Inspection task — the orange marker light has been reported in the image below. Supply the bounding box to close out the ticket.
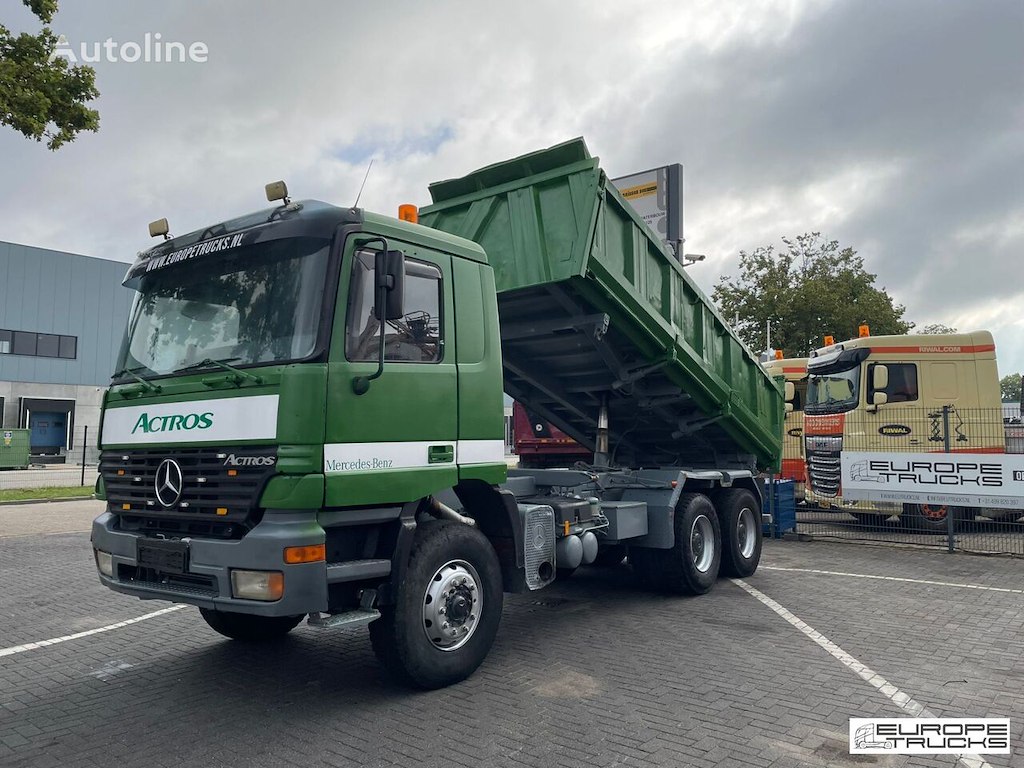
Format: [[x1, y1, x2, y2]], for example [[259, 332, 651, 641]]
[[774, 349, 784, 360], [859, 324, 870, 337], [284, 544, 326, 564], [216, 507, 229, 516], [121, 503, 131, 510], [117, 469, 125, 476], [227, 469, 238, 477], [563, 520, 571, 536], [824, 335, 835, 346], [398, 204, 418, 224]]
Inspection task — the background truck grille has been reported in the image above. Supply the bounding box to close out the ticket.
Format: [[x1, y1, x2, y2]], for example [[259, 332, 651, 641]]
[[100, 447, 277, 526], [806, 450, 841, 497]]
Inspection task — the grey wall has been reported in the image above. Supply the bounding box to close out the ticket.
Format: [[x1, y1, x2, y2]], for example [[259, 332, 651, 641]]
[[0, 241, 134, 386]]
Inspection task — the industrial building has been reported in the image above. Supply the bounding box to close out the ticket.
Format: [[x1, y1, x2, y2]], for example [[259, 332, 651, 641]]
[[0, 240, 133, 461]]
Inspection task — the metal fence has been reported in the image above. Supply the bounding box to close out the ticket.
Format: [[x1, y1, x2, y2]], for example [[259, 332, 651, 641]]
[[0, 425, 98, 497], [792, 405, 1024, 557]]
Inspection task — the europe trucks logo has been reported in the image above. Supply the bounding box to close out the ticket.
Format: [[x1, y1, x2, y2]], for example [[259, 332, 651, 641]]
[[131, 412, 214, 434]]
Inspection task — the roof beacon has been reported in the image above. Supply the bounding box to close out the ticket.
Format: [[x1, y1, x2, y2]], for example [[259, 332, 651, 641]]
[[265, 180, 290, 205], [148, 218, 170, 240], [859, 324, 870, 338]]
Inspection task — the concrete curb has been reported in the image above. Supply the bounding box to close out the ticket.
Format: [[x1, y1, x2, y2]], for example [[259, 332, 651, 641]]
[[0, 495, 97, 507]]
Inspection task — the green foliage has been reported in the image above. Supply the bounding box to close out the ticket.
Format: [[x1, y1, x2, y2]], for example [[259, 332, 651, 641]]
[[713, 233, 912, 357], [1000, 373, 1021, 403], [917, 323, 957, 335], [0, 0, 99, 150]]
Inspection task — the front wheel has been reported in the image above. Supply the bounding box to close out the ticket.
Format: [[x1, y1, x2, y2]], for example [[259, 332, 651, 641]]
[[632, 492, 721, 595], [369, 520, 503, 689], [902, 503, 967, 533], [199, 608, 303, 642], [715, 488, 762, 578]]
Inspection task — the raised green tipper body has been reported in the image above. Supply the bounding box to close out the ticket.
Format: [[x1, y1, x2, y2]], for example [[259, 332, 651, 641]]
[[92, 139, 782, 688]]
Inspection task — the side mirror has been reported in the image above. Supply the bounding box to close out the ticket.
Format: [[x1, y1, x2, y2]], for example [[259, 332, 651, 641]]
[[872, 364, 889, 391], [872, 391, 888, 406], [374, 250, 405, 321], [784, 381, 795, 402]]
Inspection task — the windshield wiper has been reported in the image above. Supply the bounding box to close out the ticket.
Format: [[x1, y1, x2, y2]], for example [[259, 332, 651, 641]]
[[174, 357, 262, 384], [111, 366, 161, 392]]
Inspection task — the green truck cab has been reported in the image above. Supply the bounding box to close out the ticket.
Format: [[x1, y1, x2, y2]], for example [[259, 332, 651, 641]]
[[92, 139, 782, 688]]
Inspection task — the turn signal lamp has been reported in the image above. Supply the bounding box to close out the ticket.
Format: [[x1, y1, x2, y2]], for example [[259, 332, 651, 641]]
[[398, 204, 419, 223], [774, 349, 784, 360], [824, 335, 835, 346], [859, 324, 870, 337], [284, 544, 326, 564]]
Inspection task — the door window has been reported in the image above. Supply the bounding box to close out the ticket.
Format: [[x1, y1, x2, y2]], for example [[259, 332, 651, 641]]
[[869, 363, 919, 403]]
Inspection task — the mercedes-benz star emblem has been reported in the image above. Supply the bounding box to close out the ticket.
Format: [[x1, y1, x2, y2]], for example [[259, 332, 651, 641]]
[[154, 458, 184, 507]]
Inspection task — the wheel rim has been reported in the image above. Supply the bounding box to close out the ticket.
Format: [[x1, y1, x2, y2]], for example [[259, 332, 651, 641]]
[[690, 514, 715, 573], [422, 559, 482, 652], [921, 504, 948, 521], [736, 506, 757, 559]]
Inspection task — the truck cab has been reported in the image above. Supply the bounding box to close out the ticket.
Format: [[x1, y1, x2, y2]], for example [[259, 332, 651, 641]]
[[763, 355, 808, 499], [803, 329, 1003, 529]]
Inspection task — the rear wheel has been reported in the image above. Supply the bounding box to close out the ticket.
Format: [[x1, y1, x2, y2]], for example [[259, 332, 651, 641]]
[[369, 520, 503, 689], [714, 488, 762, 578], [199, 609, 303, 642], [632, 493, 721, 595]]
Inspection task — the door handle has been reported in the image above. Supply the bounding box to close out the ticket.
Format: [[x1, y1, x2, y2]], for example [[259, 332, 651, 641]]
[[428, 444, 455, 464]]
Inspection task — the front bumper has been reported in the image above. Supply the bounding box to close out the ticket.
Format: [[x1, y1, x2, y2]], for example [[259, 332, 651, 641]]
[[91, 509, 328, 616]]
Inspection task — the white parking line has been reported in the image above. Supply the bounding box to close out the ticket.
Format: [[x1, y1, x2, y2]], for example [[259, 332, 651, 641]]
[[761, 565, 1024, 594], [733, 578, 994, 768], [0, 605, 186, 659]]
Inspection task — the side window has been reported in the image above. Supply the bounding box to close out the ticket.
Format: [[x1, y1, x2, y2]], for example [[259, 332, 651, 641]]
[[792, 381, 806, 412], [346, 250, 443, 363], [869, 362, 919, 404]]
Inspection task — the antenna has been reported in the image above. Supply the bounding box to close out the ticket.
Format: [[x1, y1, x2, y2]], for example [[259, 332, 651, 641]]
[[352, 159, 374, 210]]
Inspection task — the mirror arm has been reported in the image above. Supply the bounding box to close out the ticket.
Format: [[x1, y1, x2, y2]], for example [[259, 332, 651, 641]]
[[352, 236, 390, 395]]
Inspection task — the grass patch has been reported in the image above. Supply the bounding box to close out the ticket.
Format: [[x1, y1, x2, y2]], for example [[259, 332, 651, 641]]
[[0, 485, 95, 502]]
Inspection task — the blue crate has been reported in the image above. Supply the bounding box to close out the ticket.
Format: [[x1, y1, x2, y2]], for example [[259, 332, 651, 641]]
[[763, 479, 796, 538]]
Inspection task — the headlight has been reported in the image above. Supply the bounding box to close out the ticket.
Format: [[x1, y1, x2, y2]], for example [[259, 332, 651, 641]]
[[230, 570, 284, 601], [95, 549, 113, 577]]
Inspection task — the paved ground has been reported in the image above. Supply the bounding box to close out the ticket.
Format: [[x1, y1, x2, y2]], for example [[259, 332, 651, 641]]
[[1, 500, 1022, 768]]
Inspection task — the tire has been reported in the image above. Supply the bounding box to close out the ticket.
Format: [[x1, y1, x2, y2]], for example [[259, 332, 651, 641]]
[[199, 608, 303, 642], [902, 503, 966, 533], [590, 544, 627, 568], [631, 493, 721, 595], [369, 520, 503, 689], [714, 488, 762, 578]]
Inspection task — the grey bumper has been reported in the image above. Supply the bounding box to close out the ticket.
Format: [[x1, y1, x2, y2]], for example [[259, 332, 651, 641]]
[[90, 509, 328, 616]]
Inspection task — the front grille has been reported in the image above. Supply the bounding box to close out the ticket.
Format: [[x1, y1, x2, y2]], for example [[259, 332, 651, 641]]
[[101, 447, 277, 525], [807, 450, 841, 496]]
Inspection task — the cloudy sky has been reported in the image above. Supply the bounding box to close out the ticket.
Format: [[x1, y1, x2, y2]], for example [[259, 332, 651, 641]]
[[3, 0, 1023, 372]]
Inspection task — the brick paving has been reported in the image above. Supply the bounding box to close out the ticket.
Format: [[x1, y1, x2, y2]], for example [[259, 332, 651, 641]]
[[1, 501, 1022, 767]]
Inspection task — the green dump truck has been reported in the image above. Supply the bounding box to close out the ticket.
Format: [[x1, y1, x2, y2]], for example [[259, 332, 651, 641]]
[[91, 138, 783, 688]]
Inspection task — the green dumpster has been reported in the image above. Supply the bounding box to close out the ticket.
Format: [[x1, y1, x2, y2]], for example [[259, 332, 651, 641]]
[[0, 429, 31, 469]]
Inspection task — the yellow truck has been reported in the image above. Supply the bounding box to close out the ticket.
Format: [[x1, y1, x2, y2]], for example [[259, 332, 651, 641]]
[[803, 329, 1024, 531], [763, 355, 808, 500]]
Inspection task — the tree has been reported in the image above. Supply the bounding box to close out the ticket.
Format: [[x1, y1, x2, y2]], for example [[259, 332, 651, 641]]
[[713, 232, 912, 357], [1000, 373, 1021, 403], [917, 323, 957, 335], [0, 0, 99, 149]]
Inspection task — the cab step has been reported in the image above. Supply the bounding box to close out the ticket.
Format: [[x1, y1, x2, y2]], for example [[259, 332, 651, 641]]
[[307, 609, 381, 629]]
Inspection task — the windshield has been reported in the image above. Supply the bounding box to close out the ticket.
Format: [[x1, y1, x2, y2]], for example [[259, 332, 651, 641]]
[[805, 366, 861, 414], [116, 236, 330, 378]]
